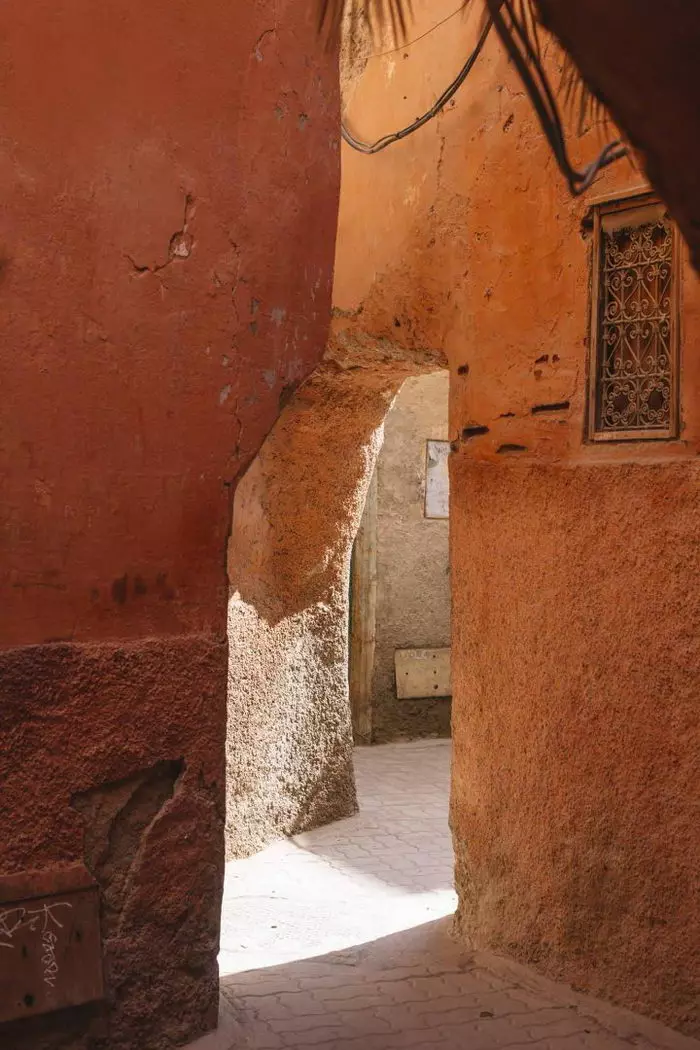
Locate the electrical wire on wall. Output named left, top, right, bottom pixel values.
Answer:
left=340, top=0, right=627, bottom=194
left=341, top=15, right=493, bottom=155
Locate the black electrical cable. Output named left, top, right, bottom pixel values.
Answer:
left=341, top=15, right=493, bottom=155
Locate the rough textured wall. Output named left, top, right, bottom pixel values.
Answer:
left=226, top=353, right=442, bottom=859
left=0, top=1, right=339, bottom=1045
left=445, top=26, right=700, bottom=1038
left=226, top=367, right=388, bottom=858
left=337, top=0, right=699, bottom=1032
left=451, top=462, right=700, bottom=1036
left=368, top=371, right=451, bottom=741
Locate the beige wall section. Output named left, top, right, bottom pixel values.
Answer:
left=352, top=371, right=451, bottom=741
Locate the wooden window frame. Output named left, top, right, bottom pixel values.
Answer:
left=586, top=191, right=681, bottom=443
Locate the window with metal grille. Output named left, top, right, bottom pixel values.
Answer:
left=587, top=194, right=680, bottom=441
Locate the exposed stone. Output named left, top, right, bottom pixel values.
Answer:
left=72, top=760, right=185, bottom=939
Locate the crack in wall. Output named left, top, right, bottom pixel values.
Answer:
left=253, top=28, right=276, bottom=62
left=71, top=759, right=184, bottom=938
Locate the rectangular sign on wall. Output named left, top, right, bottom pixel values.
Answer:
left=0, top=865, right=103, bottom=1023
left=395, top=648, right=452, bottom=699
left=425, top=440, right=450, bottom=519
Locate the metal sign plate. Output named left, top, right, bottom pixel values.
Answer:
left=395, top=647, right=452, bottom=699
left=0, top=867, right=103, bottom=1023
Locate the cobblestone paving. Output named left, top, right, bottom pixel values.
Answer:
left=189, top=741, right=699, bottom=1050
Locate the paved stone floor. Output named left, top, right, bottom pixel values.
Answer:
left=190, top=741, right=698, bottom=1050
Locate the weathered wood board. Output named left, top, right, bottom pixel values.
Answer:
left=395, top=647, right=452, bottom=699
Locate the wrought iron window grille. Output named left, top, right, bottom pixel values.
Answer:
left=586, top=193, right=681, bottom=442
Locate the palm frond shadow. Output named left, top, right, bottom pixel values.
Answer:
left=319, top=0, right=627, bottom=195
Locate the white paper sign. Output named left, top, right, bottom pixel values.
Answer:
left=425, top=440, right=450, bottom=519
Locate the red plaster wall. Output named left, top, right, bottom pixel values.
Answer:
left=0, top=1, right=339, bottom=1045
left=0, top=0, right=338, bottom=646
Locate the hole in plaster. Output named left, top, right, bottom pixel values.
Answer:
left=457, top=364, right=469, bottom=376
left=580, top=212, right=594, bottom=237
left=462, top=425, right=490, bottom=439
left=169, top=231, right=192, bottom=259
left=497, top=444, right=528, bottom=454
left=531, top=401, right=570, bottom=415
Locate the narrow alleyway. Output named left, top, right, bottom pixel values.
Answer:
left=191, top=743, right=698, bottom=1050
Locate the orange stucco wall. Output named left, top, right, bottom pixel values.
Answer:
left=337, top=1, right=698, bottom=1032
left=0, top=2, right=339, bottom=1046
